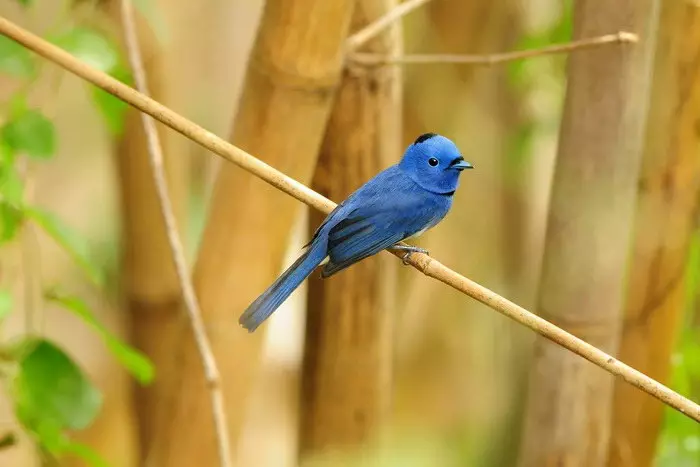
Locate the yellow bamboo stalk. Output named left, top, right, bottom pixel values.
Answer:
left=299, top=0, right=401, bottom=455
left=518, top=1, right=663, bottom=465
left=144, top=2, right=356, bottom=465
left=110, top=8, right=189, bottom=456
left=607, top=2, right=700, bottom=466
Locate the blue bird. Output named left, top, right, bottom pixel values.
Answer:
left=239, top=133, right=473, bottom=332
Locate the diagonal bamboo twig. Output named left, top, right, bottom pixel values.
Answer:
left=350, top=31, right=639, bottom=66
left=117, top=3, right=232, bottom=467
left=346, top=0, right=432, bottom=50
left=1, top=16, right=698, bottom=423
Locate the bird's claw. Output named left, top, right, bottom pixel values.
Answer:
left=395, top=246, right=429, bottom=265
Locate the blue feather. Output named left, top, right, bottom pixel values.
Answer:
left=239, top=238, right=327, bottom=332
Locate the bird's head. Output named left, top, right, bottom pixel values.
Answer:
left=398, top=133, right=473, bottom=194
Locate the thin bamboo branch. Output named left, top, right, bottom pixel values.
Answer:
left=346, top=0, right=431, bottom=51
left=1, top=16, right=698, bottom=423
left=350, top=31, right=639, bottom=66
left=118, top=3, right=232, bottom=467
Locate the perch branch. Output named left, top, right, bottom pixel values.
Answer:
left=346, top=0, right=432, bottom=50
left=118, top=3, right=232, bottom=467
left=350, top=31, right=639, bottom=66
left=1, top=15, right=698, bottom=423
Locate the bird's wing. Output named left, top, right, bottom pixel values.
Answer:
left=322, top=194, right=437, bottom=278
left=321, top=212, right=405, bottom=278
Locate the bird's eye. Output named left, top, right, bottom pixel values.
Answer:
left=428, top=158, right=439, bottom=167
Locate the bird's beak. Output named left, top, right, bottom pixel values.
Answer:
left=452, top=160, right=474, bottom=171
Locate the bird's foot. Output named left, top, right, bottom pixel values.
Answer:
left=391, top=245, right=429, bottom=265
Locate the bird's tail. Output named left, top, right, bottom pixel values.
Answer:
left=239, top=239, right=327, bottom=332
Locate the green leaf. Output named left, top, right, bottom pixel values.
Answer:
left=50, top=28, right=131, bottom=135
left=16, top=0, right=32, bottom=6
left=64, top=440, right=110, bottom=467
left=0, top=163, right=24, bottom=205
left=14, top=403, right=110, bottom=465
left=1, top=109, right=56, bottom=159
left=0, top=202, right=23, bottom=243
left=46, top=291, right=154, bottom=384
left=0, top=140, right=13, bottom=164
left=91, top=65, right=131, bottom=136
left=14, top=339, right=102, bottom=431
left=51, top=28, right=119, bottom=73
left=0, top=290, right=12, bottom=320
left=92, top=88, right=128, bottom=136
left=24, top=207, right=103, bottom=287
left=0, top=35, right=35, bottom=78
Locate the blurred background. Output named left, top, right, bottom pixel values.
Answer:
left=0, top=0, right=698, bottom=466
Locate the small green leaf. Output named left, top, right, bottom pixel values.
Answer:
left=46, top=291, right=154, bottom=384
left=0, top=140, right=12, bottom=164
left=1, top=109, right=56, bottom=159
left=0, top=163, right=24, bottom=205
left=16, top=0, right=32, bottom=6
left=0, top=35, right=35, bottom=78
left=51, top=28, right=120, bottom=73
left=0, top=202, right=23, bottom=243
left=14, top=339, right=102, bottom=431
left=0, top=290, right=12, bottom=320
left=24, top=207, right=103, bottom=287
left=91, top=65, right=131, bottom=136
left=14, top=403, right=109, bottom=465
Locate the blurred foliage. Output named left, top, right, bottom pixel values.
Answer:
left=2, top=107, right=56, bottom=159
left=25, top=206, right=105, bottom=287
left=0, top=290, right=12, bottom=320
left=0, top=11, right=150, bottom=465
left=655, top=233, right=700, bottom=467
left=51, top=27, right=120, bottom=72
left=0, top=35, right=36, bottom=79
left=49, top=26, right=131, bottom=136
left=91, top=64, right=131, bottom=136
left=11, top=339, right=108, bottom=466
left=45, top=291, right=154, bottom=384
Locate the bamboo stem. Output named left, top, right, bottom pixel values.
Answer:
left=608, top=1, right=700, bottom=465
left=300, top=0, right=402, bottom=454
left=518, top=0, right=664, bottom=465
left=118, top=2, right=232, bottom=467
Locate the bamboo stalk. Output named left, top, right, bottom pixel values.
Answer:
left=1, top=15, right=699, bottom=425
left=299, top=0, right=401, bottom=455
left=148, top=1, right=355, bottom=465
left=607, top=2, right=700, bottom=466
left=117, top=1, right=233, bottom=465
left=108, top=1, right=189, bottom=457
left=518, top=1, right=664, bottom=465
